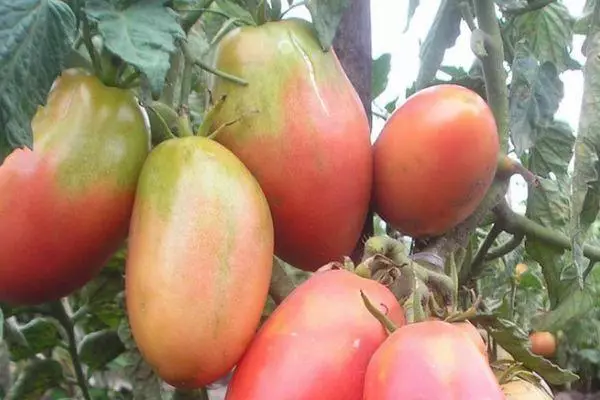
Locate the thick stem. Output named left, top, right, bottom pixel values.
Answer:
left=82, top=17, right=102, bottom=78
left=269, top=258, right=296, bottom=305
left=473, top=0, right=509, bottom=153
left=485, top=232, right=524, bottom=262
left=468, top=222, right=503, bottom=281
left=180, top=43, right=195, bottom=110
left=495, top=200, right=600, bottom=262
left=162, top=48, right=184, bottom=108
left=180, top=0, right=217, bottom=33
left=51, top=301, right=91, bottom=400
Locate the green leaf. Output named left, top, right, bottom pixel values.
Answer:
left=528, top=120, right=575, bottom=179
left=472, top=313, right=579, bottom=385
left=5, top=358, right=64, bottom=400
left=6, top=317, right=62, bottom=361
left=85, top=0, right=185, bottom=96
left=525, top=178, right=574, bottom=305
left=0, top=0, right=76, bottom=164
left=508, top=44, right=565, bottom=156
left=503, top=2, right=576, bottom=73
left=403, top=0, right=419, bottom=32
left=306, top=0, right=352, bottom=51
left=371, top=53, right=391, bottom=101
left=78, top=329, right=126, bottom=371
left=117, top=318, right=169, bottom=400
left=570, top=33, right=600, bottom=283
left=531, top=282, right=597, bottom=332
left=216, top=0, right=255, bottom=24
left=384, top=98, right=398, bottom=114
left=415, top=0, right=462, bottom=88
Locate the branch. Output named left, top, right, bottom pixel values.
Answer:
left=467, top=222, right=503, bottom=282
left=268, top=258, right=296, bottom=305
left=485, top=231, right=525, bottom=262
left=473, top=0, right=509, bottom=153
left=494, top=200, right=600, bottom=262
left=51, top=300, right=91, bottom=400
left=503, top=0, right=556, bottom=15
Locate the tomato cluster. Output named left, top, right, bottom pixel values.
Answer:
left=0, top=16, right=534, bottom=399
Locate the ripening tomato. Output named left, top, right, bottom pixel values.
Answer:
left=363, top=320, right=504, bottom=400
left=208, top=18, right=372, bottom=272
left=373, top=84, right=499, bottom=237
left=125, top=136, right=274, bottom=389
left=225, top=268, right=406, bottom=400
left=529, top=331, right=557, bottom=358
left=0, top=69, right=150, bottom=305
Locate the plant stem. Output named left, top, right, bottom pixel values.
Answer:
left=180, top=0, right=217, bottom=33
left=51, top=300, right=91, bottom=400
left=494, top=200, right=600, bottom=262
left=485, top=232, right=524, bottom=262
left=180, top=44, right=195, bottom=110
left=173, top=387, right=210, bottom=399
left=473, top=0, right=509, bottom=153
left=583, top=261, right=599, bottom=281
left=509, top=280, right=517, bottom=320
left=459, top=2, right=477, bottom=31
left=194, top=59, right=249, bottom=86
left=162, top=47, right=184, bottom=108
left=269, top=258, right=296, bottom=305
left=81, top=16, right=102, bottom=78
left=469, top=222, right=503, bottom=279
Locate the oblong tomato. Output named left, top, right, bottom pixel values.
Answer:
left=208, top=18, right=372, bottom=271
left=0, top=69, right=150, bottom=305
left=225, top=268, right=406, bottom=400
left=364, top=320, right=504, bottom=400
left=373, top=84, right=499, bottom=237
left=125, top=136, right=274, bottom=389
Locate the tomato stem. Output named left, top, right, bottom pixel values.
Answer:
left=269, top=257, right=296, bottom=305
left=81, top=16, right=103, bottom=78
left=360, top=290, right=398, bottom=334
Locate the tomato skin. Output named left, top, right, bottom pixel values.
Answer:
left=225, top=269, right=405, bottom=400
left=125, top=136, right=274, bottom=389
left=209, top=18, right=372, bottom=272
left=364, top=320, right=504, bottom=400
left=373, top=84, right=499, bottom=237
left=529, top=331, right=557, bottom=358
left=0, top=69, right=150, bottom=305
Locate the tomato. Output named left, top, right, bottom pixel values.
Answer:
left=454, top=321, right=488, bottom=359
left=363, top=320, right=504, bottom=399
left=125, top=136, right=274, bottom=389
left=225, top=268, right=405, bottom=400
left=373, top=84, right=499, bottom=237
left=529, top=331, right=557, bottom=358
left=208, top=18, right=372, bottom=272
left=515, top=263, right=529, bottom=277
left=0, top=69, right=150, bottom=305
